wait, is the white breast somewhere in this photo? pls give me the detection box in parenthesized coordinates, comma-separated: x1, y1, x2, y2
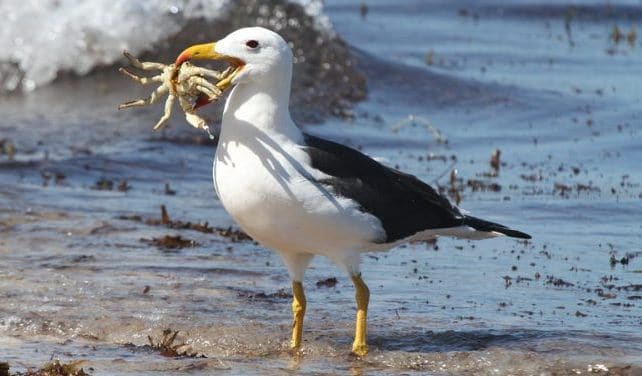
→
(213, 129, 385, 256)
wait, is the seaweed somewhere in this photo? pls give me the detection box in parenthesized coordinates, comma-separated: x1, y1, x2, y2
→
(140, 235, 198, 250)
(4, 359, 90, 376)
(147, 329, 203, 358)
(119, 205, 253, 243)
(238, 289, 292, 300)
(316, 277, 338, 288)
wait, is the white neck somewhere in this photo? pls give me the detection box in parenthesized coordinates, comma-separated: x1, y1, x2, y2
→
(220, 67, 301, 141)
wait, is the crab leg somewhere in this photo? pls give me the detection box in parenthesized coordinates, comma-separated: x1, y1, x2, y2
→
(216, 72, 236, 91)
(123, 51, 166, 71)
(178, 94, 207, 130)
(185, 112, 208, 131)
(118, 99, 147, 109)
(152, 93, 176, 131)
(119, 67, 163, 85)
(196, 86, 218, 100)
(187, 66, 232, 80)
(177, 94, 193, 113)
(118, 85, 169, 110)
(186, 76, 221, 99)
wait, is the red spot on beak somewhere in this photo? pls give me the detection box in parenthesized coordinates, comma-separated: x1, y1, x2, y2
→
(175, 50, 192, 66)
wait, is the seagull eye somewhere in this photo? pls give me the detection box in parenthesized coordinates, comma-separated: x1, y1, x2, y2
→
(246, 40, 259, 49)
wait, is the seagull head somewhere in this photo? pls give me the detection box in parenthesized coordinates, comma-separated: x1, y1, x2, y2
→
(175, 27, 293, 91)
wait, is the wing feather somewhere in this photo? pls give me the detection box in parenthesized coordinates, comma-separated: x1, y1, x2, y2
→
(303, 134, 464, 243)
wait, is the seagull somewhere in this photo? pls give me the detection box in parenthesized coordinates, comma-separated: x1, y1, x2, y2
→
(174, 27, 531, 356)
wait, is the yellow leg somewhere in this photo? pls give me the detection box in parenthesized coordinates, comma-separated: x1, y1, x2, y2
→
(351, 274, 370, 356)
(290, 281, 306, 351)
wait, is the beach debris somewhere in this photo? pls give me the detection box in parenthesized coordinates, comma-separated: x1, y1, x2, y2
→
(148, 329, 202, 358)
(610, 25, 637, 47)
(92, 178, 114, 191)
(564, 6, 576, 46)
(40, 171, 52, 187)
(141, 235, 198, 250)
(160, 204, 171, 225)
(627, 27, 637, 46)
(553, 182, 572, 197)
(475, 149, 502, 178)
(448, 169, 462, 205)
(118, 205, 253, 242)
(610, 255, 628, 268)
(118, 51, 233, 134)
(0, 139, 16, 160)
(596, 289, 617, 299)
(16, 359, 90, 376)
(545, 275, 575, 288)
(39, 170, 67, 187)
(238, 288, 292, 300)
(520, 173, 542, 182)
(316, 277, 338, 288)
(490, 149, 501, 175)
(210, 226, 254, 243)
(553, 182, 600, 197)
(611, 25, 624, 44)
(466, 179, 501, 192)
(359, 2, 368, 19)
(117, 179, 130, 192)
(609, 250, 640, 269)
(424, 50, 434, 66)
(164, 183, 176, 195)
(55, 172, 66, 184)
(90, 178, 129, 192)
(457, 8, 470, 17)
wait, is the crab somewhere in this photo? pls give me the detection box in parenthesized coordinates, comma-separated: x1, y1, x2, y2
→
(118, 51, 232, 133)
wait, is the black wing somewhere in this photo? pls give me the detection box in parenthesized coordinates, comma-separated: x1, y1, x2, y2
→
(303, 134, 465, 243)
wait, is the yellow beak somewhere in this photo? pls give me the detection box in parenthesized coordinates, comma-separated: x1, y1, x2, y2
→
(175, 42, 222, 65)
(175, 42, 245, 91)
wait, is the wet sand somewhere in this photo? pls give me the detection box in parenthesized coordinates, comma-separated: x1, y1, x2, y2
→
(1, 0, 642, 375)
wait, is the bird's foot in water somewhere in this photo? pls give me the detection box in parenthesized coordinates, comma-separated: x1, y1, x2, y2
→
(351, 343, 368, 357)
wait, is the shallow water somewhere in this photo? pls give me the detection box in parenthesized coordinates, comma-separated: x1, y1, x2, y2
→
(1, 0, 642, 375)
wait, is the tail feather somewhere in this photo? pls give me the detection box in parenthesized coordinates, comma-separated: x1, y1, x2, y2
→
(463, 215, 531, 239)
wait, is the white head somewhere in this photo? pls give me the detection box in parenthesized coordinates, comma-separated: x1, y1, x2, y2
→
(175, 27, 293, 88)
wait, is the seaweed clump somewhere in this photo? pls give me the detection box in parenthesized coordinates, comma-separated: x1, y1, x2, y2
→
(147, 329, 204, 358)
(2, 359, 90, 376)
